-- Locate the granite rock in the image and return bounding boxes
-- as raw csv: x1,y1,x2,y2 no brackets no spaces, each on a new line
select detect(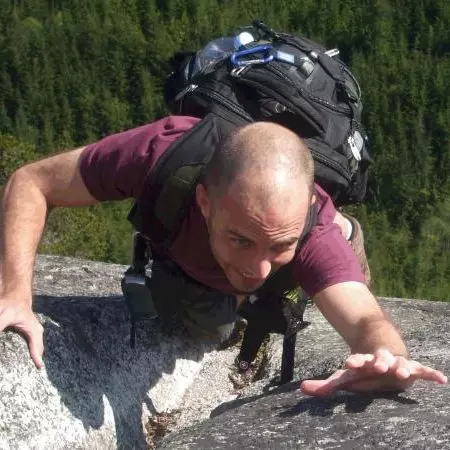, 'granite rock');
159,298,450,449
1,255,449,450
0,255,237,450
